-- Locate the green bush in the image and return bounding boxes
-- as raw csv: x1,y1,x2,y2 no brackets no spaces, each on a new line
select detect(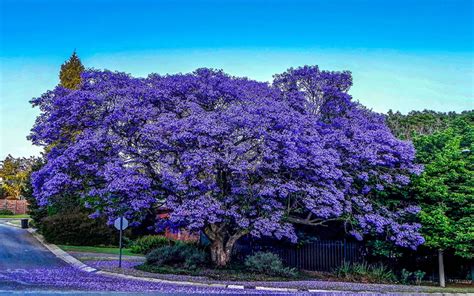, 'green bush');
244,252,298,278
41,211,118,246
146,242,207,270
0,209,14,215
400,268,412,284
399,269,425,285
414,270,426,285
334,262,396,283
370,263,397,283
131,235,173,254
